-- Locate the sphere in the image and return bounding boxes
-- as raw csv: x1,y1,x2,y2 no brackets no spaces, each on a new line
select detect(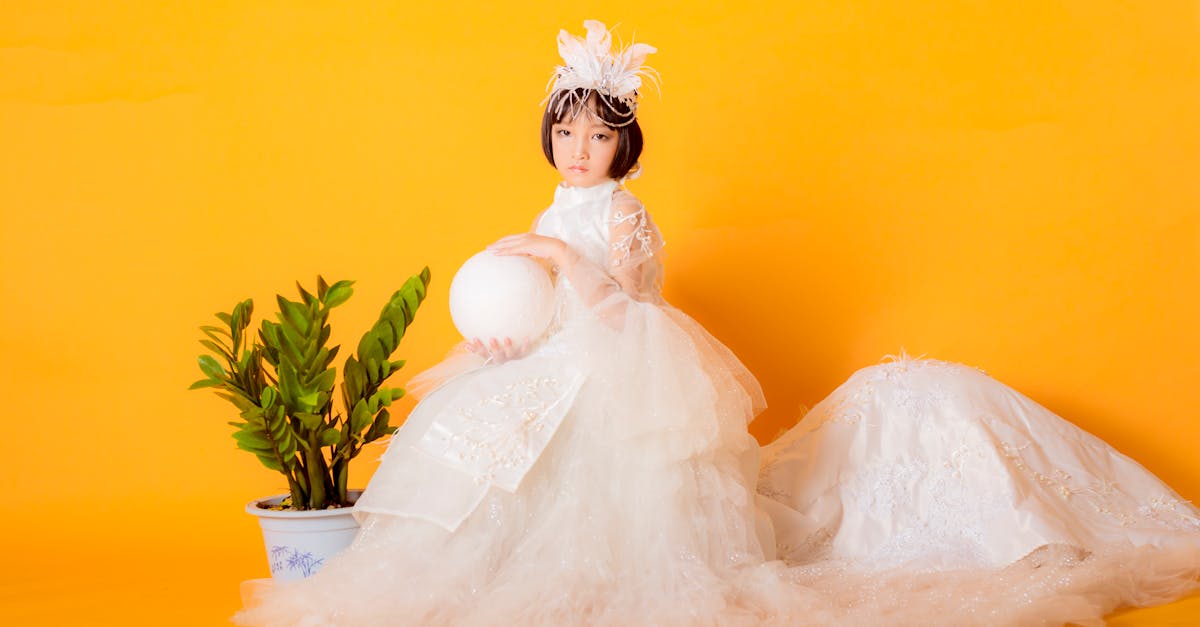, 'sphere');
448,251,556,344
